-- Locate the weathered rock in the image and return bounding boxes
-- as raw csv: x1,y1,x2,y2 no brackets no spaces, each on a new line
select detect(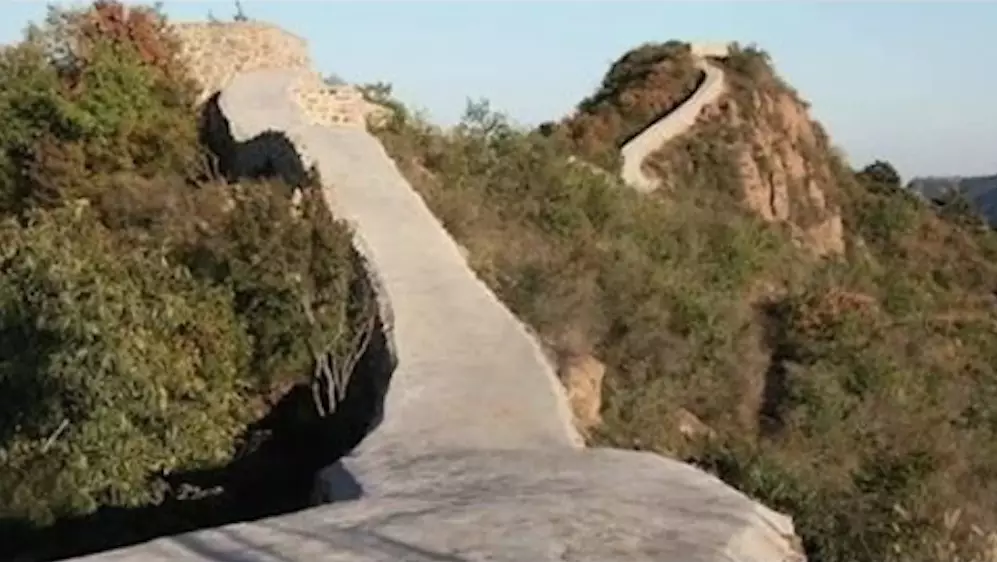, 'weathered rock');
558,353,605,433
172,21,384,127
801,214,845,257
673,407,717,441
722,86,847,258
